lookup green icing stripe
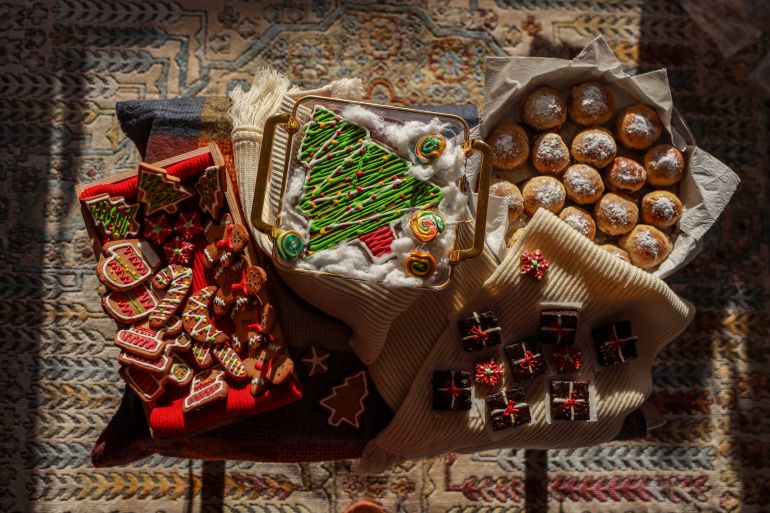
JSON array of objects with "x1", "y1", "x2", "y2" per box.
[{"x1": 295, "y1": 107, "x2": 442, "y2": 254}]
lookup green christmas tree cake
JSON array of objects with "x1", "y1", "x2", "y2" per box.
[{"x1": 293, "y1": 107, "x2": 443, "y2": 260}]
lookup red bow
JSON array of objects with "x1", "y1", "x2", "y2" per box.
[
  {"x1": 562, "y1": 393, "x2": 580, "y2": 412},
  {"x1": 216, "y1": 224, "x2": 234, "y2": 250},
  {"x1": 446, "y1": 384, "x2": 462, "y2": 397},
  {"x1": 469, "y1": 325, "x2": 489, "y2": 342},
  {"x1": 518, "y1": 350, "x2": 537, "y2": 370},
  {"x1": 503, "y1": 400, "x2": 519, "y2": 418}
]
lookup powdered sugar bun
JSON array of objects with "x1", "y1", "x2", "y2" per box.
[
  {"x1": 593, "y1": 192, "x2": 638, "y2": 236},
  {"x1": 522, "y1": 176, "x2": 566, "y2": 216},
  {"x1": 531, "y1": 133, "x2": 570, "y2": 175},
  {"x1": 559, "y1": 206, "x2": 596, "y2": 240},
  {"x1": 641, "y1": 190, "x2": 682, "y2": 228},
  {"x1": 521, "y1": 87, "x2": 567, "y2": 131},
  {"x1": 488, "y1": 122, "x2": 530, "y2": 170},
  {"x1": 644, "y1": 144, "x2": 685, "y2": 186},
  {"x1": 563, "y1": 164, "x2": 604, "y2": 205},
  {"x1": 619, "y1": 224, "x2": 672, "y2": 269},
  {"x1": 616, "y1": 104, "x2": 662, "y2": 150},
  {"x1": 571, "y1": 127, "x2": 617, "y2": 169},
  {"x1": 568, "y1": 82, "x2": 614, "y2": 126},
  {"x1": 490, "y1": 179, "x2": 524, "y2": 224},
  {"x1": 605, "y1": 157, "x2": 647, "y2": 193},
  {"x1": 600, "y1": 244, "x2": 631, "y2": 262}
]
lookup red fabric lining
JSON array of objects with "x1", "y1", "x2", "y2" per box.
[{"x1": 78, "y1": 152, "x2": 214, "y2": 201}]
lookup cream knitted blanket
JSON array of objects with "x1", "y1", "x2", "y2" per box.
[{"x1": 229, "y1": 72, "x2": 694, "y2": 472}]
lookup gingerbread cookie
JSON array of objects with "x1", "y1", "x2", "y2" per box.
[
  {"x1": 83, "y1": 193, "x2": 141, "y2": 241},
  {"x1": 213, "y1": 261, "x2": 267, "y2": 316},
  {"x1": 191, "y1": 340, "x2": 214, "y2": 369},
  {"x1": 212, "y1": 344, "x2": 248, "y2": 380},
  {"x1": 203, "y1": 214, "x2": 250, "y2": 269},
  {"x1": 174, "y1": 210, "x2": 203, "y2": 241},
  {"x1": 242, "y1": 343, "x2": 294, "y2": 396},
  {"x1": 149, "y1": 264, "x2": 193, "y2": 328},
  {"x1": 230, "y1": 298, "x2": 276, "y2": 353},
  {"x1": 120, "y1": 365, "x2": 166, "y2": 403},
  {"x1": 142, "y1": 213, "x2": 173, "y2": 246},
  {"x1": 182, "y1": 286, "x2": 229, "y2": 345},
  {"x1": 183, "y1": 368, "x2": 229, "y2": 413},
  {"x1": 118, "y1": 350, "x2": 172, "y2": 375},
  {"x1": 114, "y1": 321, "x2": 177, "y2": 359},
  {"x1": 164, "y1": 331, "x2": 192, "y2": 354},
  {"x1": 195, "y1": 165, "x2": 226, "y2": 220},
  {"x1": 167, "y1": 354, "x2": 194, "y2": 387},
  {"x1": 96, "y1": 239, "x2": 161, "y2": 292},
  {"x1": 102, "y1": 282, "x2": 160, "y2": 324},
  {"x1": 136, "y1": 163, "x2": 194, "y2": 216},
  {"x1": 164, "y1": 236, "x2": 195, "y2": 266},
  {"x1": 318, "y1": 371, "x2": 369, "y2": 429}
]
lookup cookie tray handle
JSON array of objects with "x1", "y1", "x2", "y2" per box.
[
  {"x1": 251, "y1": 113, "x2": 298, "y2": 237},
  {"x1": 450, "y1": 139, "x2": 493, "y2": 263}
]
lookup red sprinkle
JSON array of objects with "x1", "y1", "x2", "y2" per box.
[
  {"x1": 356, "y1": 171, "x2": 363, "y2": 177},
  {"x1": 356, "y1": 186, "x2": 364, "y2": 191}
]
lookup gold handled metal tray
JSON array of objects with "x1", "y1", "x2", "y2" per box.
[{"x1": 251, "y1": 96, "x2": 492, "y2": 289}]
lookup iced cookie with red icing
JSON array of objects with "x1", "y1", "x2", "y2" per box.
[{"x1": 96, "y1": 239, "x2": 161, "y2": 292}]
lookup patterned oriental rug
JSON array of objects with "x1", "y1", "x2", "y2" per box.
[{"x1": 2, "y1": 1, "x2": 768, "y2": 512}]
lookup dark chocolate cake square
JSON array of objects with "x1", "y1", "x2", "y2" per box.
[
  {"x1": 432, "y1": 370, "x2": 473, "y2": 411},
  {"x1": 539, "y1": 309, "x2": 579, "y2": 345},
  {"x1": 505, "y1": 339, "x2": 546, "y2": 382},
  {"x1": 592, "y1": 320, "x2": 639, "y2": 366},
  {"x1": 486, "y1": 387, "x2": 531, "y2": 431},
  {"x1": 457, "y1": 311, "x2": 502, "y2": 352},
  {"x1": 550, "y1": 380, "x2": 590, "y2": 421}
]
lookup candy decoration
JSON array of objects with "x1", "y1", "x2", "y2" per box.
[
  {"x1": 404, "y1": 249, "x2": 436, "y2": 278},
  {"x1": 143, "y1": 214, "x2": 173, "y2": 245},
  {"x1": 195, "y1": 164, "x2": 226, "y2": 220},
  {"x1": 182, "y1": 368, "x2": 229, "y2": 413},
  {"x1": 275, "y1": 230, "x2": 304, "y2": 262},
  {"x1": 295, "y1": 107, "x2": 443, "y2": 257},
  {"x1": 174, "y1": 210, "x2": 203, "y2": 241},
  {"x1": 164, "y1": 237, "x2": 195, "y2": 265},
  {"x1": 84, "y1": 193, "x2": 140, "y2": 240},
  {"x1": 414, "y1": 133, "x2": 447, "y2": 164},
  {"x1": 553, "y1": 345, "x2": 582, "y2": 372},
  {"x1": 520, "y1": 249, "x2": 550, "y2": 280},
  {"x1": 357, "y1": 224, "x2": 396, "y2": 262},
  {"x1": 474, "y1": 359, "x2": 505, "y2": 387},
  {"x1": 149, "y1": 264, "x2": 193, "y2": 328},
  {"x1": 96, "y1": 240, "x2": 161, "y2": 292},
  {"x1": 182, "y1": 286, "x2": 229, "y2": 345},
  {"x1": 136, "y1": 163, "x2": 194, "y2": 215},
  {"x1": 408, "y1": 209, "x2": 446, "y2": 243},
  {"x1": 102, "y1": 282, "x2": 160, "y2": 323}
]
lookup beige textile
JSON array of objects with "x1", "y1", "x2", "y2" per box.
[{"x1": 361, "y1": 209, "x2": 694, "y2": 471}]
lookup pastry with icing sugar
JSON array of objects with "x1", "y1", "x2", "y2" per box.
[
  {"x1": 568, "y1": 82, "x2": 614, "y2": 126},
  {"x1": 616, "y1": 104, "x2": 662, "y2": 150},
  {"x1": 520, "y1": 86, "x2": 567, "y2": 131},
  {"x1": 487, "y1": 122, "x2": 529, "y2": 170}
]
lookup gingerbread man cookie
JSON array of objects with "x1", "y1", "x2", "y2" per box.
[
  {"x1": 136, "y1": 163, "x2": 194, "y2": 216},
  {"x1": 182, "y1": 286, "x2": 229, "y2": 345},
  {"x1": 102, "y1": 282, "x2": 160, "y2": 324},
  {"x1": 203, "y1": 214, "x2": 250, "y2": 269},
  {"x1": 213, "y1": 260, "x2": 268, "y2": 316},
  {"x1": 96, "y1": 240, "x2": 161, "y2": 291},
  {"x1": 149, "y1": 264, "x2": 193, "y2": 328},
  {"x1": 230, "y1": 298, "x2": 277, "y2": 353},
  {"x1": 241, "y1": 341, "x2": 294, "y2": 396},
  {"x1": 183, "y1": 368, "x2": 229, "y2": 413}
]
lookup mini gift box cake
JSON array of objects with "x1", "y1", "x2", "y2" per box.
[{"x1": 252, "y1": 96, "x2": 493, "y2": 288}]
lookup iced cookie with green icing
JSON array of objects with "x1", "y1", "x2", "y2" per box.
[{"x1": 294, "y1": 107, "x2": 443, "y2": 260}]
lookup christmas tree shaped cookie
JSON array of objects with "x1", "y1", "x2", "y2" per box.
[
  {"x1": 137, "y1": 163, "x2": 194, "y2": 216},
  {"x1": 294, "y1": 107, "x2": 443, "y2": 260}
]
